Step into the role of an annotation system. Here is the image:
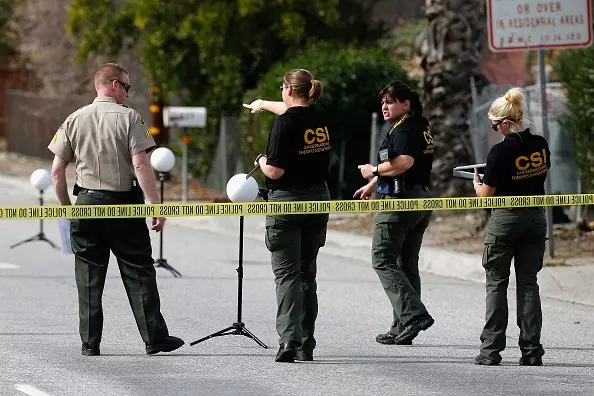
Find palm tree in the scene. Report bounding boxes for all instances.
[416,0,488,196]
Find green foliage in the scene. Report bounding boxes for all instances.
[377,19,428,60]
[0,0,16,55]
[241,42,412,197]
[66,0,384,176]
[554,48,594,192]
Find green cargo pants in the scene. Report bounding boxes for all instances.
[479,207,546,361]
[372,186,432,334]
[265,184,330,352]
[70,190,169,346]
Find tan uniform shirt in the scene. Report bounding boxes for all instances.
[48,96,155,191]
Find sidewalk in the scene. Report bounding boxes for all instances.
[2,173,593,306]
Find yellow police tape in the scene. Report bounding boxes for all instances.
[0,194,591,220]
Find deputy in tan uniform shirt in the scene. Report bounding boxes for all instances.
[49,63,184,356]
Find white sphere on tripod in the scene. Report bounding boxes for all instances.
[30,169,52,191]
[226,174,259,202]
[150,147,176,173]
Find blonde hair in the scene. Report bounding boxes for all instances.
[488,87,529,132]
[283,68,323,103]
[94,63,129,91]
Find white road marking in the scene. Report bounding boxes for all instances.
[0,262,19,269]
[14,384,54,396]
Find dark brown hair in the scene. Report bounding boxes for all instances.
[284,68,323,103]
[379,81,423,115]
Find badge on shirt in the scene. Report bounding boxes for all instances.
[379,149,389,162]
[138,115,150,138]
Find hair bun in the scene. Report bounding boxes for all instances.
[504,87,525,106]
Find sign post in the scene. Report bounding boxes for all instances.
[487,0,593,258]
[163,106,207,202]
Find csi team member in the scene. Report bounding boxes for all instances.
[473,87,549,366]
[355,81,435,345]
[49,63,184,356]
[244,69,331,363]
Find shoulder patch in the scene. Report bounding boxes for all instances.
[53,121,66,142]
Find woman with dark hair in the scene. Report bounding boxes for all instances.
[355,81,435,345]
[244,69,331,363]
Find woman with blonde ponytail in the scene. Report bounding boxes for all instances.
[243,69,331,363]
[473,87,550,366]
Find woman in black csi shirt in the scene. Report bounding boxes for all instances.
[355,81,435,346]
[473,87,550,367]
[244,69,331,363]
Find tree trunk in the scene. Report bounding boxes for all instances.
[416,0,488,196]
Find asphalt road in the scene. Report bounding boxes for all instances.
[0,186,592,395]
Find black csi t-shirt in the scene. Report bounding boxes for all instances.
[265,106,331,189]
[376,114,434,188]
[483,129,550,196]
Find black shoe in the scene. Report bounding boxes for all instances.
[275,341,298,363]
[81,343,100,356]
[474,354,501,366]
[391,314,434,344]
[295,348,313,361]
[375,332,413,345]
[519,356,543,366]
[145,335,185,355]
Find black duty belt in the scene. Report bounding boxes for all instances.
[381,184,430,199]
[79,188,134,197]
[267,183,327,193]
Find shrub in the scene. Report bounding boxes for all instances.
[554,48,594,191]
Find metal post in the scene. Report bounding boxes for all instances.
[538,49,554,258]
[576,177,583,223]
[182,135,188,202]
[338,140,346,199]
[369,112,378,164]
[220,116,227,192]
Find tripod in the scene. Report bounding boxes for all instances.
[190,215,267,349]
[11,193,58,249]
[154,172,182,277]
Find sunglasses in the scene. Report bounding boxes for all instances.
[112,79,131,93]
[491,119,505,131]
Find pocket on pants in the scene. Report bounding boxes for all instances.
[265,217,283,252]
[482,233,497,269]
[265,227,279,252]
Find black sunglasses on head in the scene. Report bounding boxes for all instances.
[491,119,505,131]
[111,79,131,93]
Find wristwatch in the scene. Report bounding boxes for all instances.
[372,166,379,176]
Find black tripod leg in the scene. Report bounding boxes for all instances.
[40,235,59,249]
[239,325,268,349]
[189,325,236,346]
[154,259,182,278]
[10,236,38,249]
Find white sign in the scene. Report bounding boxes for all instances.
[487,0,592,52]
[163,106,207,128]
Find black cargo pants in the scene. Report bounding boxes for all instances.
[265,184,330,352]
[479,207,546,361]
[372,185,433,334]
